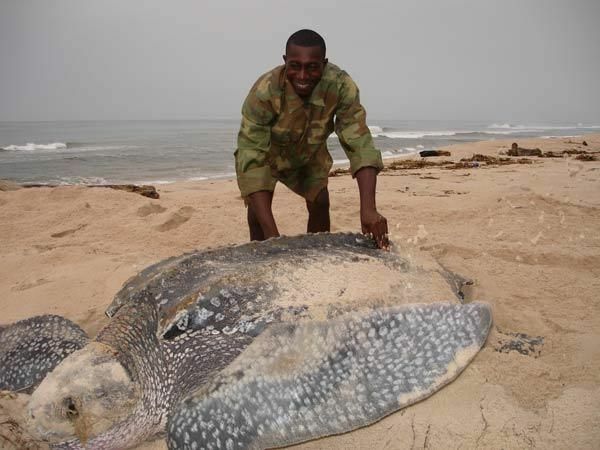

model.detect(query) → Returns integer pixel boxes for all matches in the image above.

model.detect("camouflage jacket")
[235,63,383,197]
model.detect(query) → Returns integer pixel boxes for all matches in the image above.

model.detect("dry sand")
[1,134,599,449]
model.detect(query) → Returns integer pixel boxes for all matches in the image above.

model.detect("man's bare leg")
[306,187,330,233]
[247,191,275,241]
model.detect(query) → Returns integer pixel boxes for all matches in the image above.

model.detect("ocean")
[1,120,598,185]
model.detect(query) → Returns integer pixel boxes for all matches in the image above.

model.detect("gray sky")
[1,0,599,123]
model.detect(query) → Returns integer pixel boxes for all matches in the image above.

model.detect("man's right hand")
[361,208,389,250]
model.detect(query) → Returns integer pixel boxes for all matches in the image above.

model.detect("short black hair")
[285,29,326,57]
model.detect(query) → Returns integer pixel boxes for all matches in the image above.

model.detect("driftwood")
[507,142,542,157]
[20,183,159,199]
[419,150,451,157]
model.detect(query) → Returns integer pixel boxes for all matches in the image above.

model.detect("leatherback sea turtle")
[0,233,492,449]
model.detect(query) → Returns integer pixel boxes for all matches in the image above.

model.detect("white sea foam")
[379,148,419,160]
[487,123,600,131]
[540,135,580,139]
[334,127,458,139]
[3,142,67,151]
[74,145,140,152]
[479,130,527,135]
[185,172,236,182]
[332,158,350,166]
[488,123,515,129]
[42,176,110,185]
[140,180,174,185]
[374,131,458,139]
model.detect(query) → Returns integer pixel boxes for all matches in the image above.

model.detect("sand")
[1,134,599,449]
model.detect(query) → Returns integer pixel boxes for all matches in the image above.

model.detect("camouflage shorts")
[245,157,332,204]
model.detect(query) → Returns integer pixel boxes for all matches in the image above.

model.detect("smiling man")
[235,29,389,249]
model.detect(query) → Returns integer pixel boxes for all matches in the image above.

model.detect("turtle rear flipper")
[167,302,492,450]
[0,316,88,393]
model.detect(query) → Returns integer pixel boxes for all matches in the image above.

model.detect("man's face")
[283,44,327,98]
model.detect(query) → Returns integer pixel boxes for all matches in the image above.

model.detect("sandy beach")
[1,134,599,449]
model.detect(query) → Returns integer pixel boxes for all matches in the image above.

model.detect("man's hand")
[355,167,389,250]
[361,208,389,250]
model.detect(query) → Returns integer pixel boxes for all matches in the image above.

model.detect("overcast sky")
[1,0,599,123]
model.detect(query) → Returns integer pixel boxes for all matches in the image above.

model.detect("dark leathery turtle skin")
[0,233,491,449]
[167,302,491,449]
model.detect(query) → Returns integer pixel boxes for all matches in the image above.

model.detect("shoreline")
[1,133,599,449]
[1,129,597,188]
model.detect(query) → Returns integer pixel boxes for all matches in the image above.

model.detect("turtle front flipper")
[0,315,89,393]
[167,302,492,450]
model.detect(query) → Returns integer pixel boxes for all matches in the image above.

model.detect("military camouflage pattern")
[235,63,383,200]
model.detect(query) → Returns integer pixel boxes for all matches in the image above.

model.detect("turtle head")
[27,341,140,444]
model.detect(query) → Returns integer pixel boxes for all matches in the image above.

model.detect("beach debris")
[330,154,535,177]
[0,233,491,450]
[97,184,159,199]
[328,167,351,177]
[582,140,588,146]
[454,155,533,169]
[21,184,160,199]
[541,148,599,159]
[419,150,451,157]
[507,143,542,157]
[494,329,544,358]
[575,153,597,161]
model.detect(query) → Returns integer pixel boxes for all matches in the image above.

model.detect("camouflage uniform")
[235,63,383,202]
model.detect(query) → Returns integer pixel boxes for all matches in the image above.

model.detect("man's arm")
[334,73,388,249]
[235,74,281,239]
[355,167,389,249]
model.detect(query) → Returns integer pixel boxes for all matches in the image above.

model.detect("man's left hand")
[361,209,389,250]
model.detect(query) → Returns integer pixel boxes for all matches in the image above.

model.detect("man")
[235,29,389,249]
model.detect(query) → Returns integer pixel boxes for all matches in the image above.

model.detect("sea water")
[0,120,597,185]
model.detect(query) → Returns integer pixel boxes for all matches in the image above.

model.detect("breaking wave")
[2,142,67,151]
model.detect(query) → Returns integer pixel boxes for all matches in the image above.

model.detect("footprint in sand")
[11,278,52,292]
[137,203,167,217]
[51,224,87,238]
[156,206,195,232]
